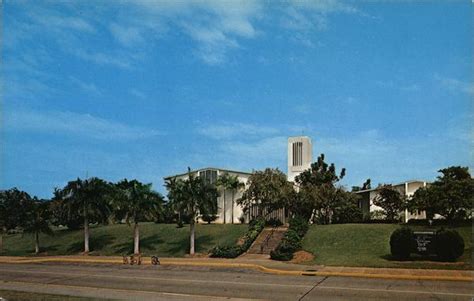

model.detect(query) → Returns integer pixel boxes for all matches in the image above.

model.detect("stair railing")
[260,226,277,253]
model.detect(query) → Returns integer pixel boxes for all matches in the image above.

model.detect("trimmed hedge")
[270,216,309,261]
[209,217,265,258]
[389,227,465,262]
[209,245,242,258]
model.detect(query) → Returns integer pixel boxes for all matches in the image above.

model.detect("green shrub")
[434,229,465,262]
[289,216,309,238]
[271,216,309,261]
[265,217,283,227]
[282,229,302,250]
[201,214,218,224]
[210,217,265,258]
[390,227,416,260]
[241,217,266,251]
[209,245,242,258]
[270,248,293,261]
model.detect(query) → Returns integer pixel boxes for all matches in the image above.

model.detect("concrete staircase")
[246,227,287,255]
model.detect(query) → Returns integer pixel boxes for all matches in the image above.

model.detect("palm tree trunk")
[84,210,90,254]
[223,189,226,224]
[0,232,3,253]
[231,191,235,224]
[35,231,40,254]
[133,222,140,255]
[190,219,195,255]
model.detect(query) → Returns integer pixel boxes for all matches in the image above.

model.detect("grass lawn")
[302,224,472,270]
[1,223,247,257]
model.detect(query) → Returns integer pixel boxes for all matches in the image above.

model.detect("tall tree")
[295,154,351,223]
[373,185,406,221]
[216,173,244,223]
[238,168,295,217]
[227,175,245,224]
[411,166,473,221]
[114,179,164,254]
[165,168,218,255]
[216,173,231,224]
[49,188,83,230]
[23,198,53,254]
[295,154,345,188]
[0,188,31,252]
[58,177,113,253]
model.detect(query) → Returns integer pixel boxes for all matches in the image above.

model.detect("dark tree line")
[0,178,164,255]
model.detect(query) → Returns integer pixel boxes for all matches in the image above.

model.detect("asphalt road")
[0,263,472,301]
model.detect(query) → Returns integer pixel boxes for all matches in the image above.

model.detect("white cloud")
[5,110,162,140]
[6,0,362,66]
[281,0,360,47]
[72,49,133,69]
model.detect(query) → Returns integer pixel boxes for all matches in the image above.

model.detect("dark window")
[292,142,303,166]
[199,169,217,184]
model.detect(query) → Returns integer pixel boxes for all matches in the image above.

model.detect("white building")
[164,167,252,224]
[287,136,312,182]
[354,180,428,222]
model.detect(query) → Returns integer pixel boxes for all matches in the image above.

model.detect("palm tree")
[59,177,112,253]
[227,175,245,224]
[0,188,32,252]
[114,179,163,255]
[165,168,218,255]
[217,173,245,224]
[23,198,53,254]
[216,173,231,224]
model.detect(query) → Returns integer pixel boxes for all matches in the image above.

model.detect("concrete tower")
[287,136,312,182]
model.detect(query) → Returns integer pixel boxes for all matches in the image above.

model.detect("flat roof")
[354,179,428,193]
[164,167,253,180]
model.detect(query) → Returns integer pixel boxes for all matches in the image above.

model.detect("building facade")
[355,180,428,222]
[164,167,252,224]
[287,136,312,182]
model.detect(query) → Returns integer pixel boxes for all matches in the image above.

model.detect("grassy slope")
[302,224,472,269]
[2,223,247,257]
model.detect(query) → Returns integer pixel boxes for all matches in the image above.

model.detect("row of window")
[292,142,303,166]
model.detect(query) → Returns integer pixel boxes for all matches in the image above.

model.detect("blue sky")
[2,1,472,198]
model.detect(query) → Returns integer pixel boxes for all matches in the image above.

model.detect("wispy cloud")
[129,88,147,99]
[109,23,145,47]
[69,76,103,97]
[5,110,162,140]
[7,1,363,66]
[72,49,134,69]
[197,122,279,140]
[375,80,421,92]
[435,75,473,95]
[281,0,361,47]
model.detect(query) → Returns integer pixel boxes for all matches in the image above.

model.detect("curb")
[0,257,472,282]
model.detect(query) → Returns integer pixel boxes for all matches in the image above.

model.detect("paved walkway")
[0,255,472,282]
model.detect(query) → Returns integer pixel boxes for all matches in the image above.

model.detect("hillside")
[1,223,247,257]
[302,224,472,270]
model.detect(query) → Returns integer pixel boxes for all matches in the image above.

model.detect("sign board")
[413,231,436,254]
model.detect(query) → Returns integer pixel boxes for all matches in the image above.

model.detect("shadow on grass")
[165,234,213,255]
[67,234,115,253]
[39,244,60,254]
[113,235,164,254]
